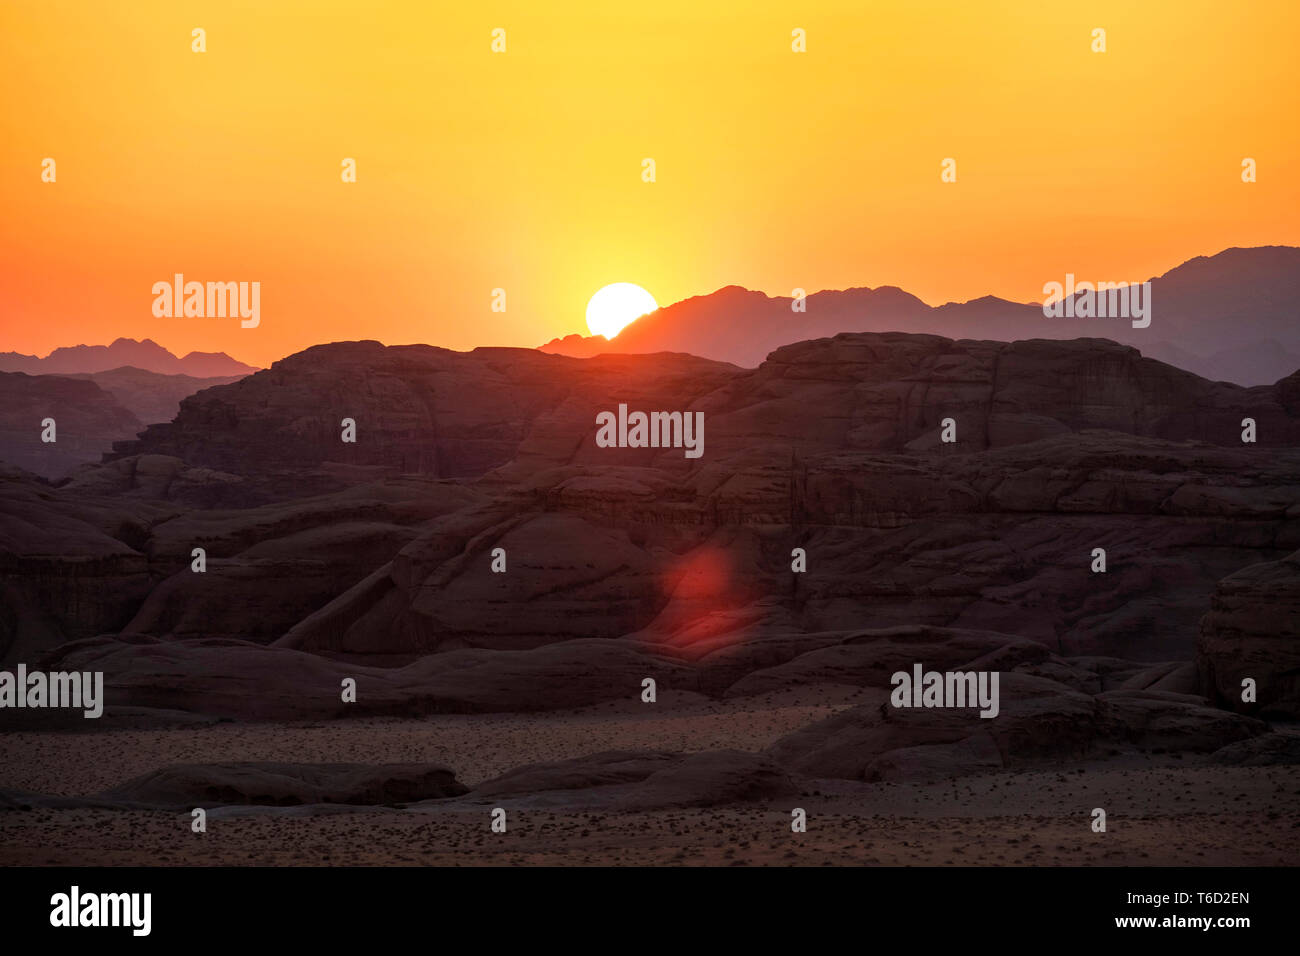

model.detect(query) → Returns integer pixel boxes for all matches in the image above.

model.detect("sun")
[586,283,658,339]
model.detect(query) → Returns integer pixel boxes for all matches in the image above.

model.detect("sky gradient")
[2,0,1297,368]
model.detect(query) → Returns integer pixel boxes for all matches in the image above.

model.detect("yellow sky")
[1,0,1297,367]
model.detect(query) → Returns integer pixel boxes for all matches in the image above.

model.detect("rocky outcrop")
[8,333,1299,665]
[269,428,1300,661]
[1197,549,1300,718]
[0,468,157,662]
[5,332,1298,743]
[464,749,798,810]
[1096,689,1269,751]
[23,635,693,722]
[0,366,247,480]
[98,762,467,808]
[699,625,1052,698]
[766,675,1096,781]
[0,465,479,657]
[109,335,1300,497]
[108,343,739,495]
[1210,733,1300,766]
[4,751,793,813]
[0,372,142,479]
[699,333,1299,457]
[766,675,1266,782]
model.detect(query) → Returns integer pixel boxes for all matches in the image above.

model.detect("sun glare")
[586,283,658,339]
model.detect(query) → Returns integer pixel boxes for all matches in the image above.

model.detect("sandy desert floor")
[2,688,1297,866]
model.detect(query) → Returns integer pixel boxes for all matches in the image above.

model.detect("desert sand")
[3,690,1296,866]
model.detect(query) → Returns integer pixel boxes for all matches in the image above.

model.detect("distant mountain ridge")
[0,337,258,377]
[540,246,1300,385]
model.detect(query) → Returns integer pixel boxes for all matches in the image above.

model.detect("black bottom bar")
[4,866,1280,943]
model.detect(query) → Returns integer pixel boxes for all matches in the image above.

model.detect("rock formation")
[2,330,1297,772]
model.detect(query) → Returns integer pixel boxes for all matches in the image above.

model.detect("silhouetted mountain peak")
[539,246,1300,384]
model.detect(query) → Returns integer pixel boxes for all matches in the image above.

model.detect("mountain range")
[0,337,258,378]
[540,246,1300,386]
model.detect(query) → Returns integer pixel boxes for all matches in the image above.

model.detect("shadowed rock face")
[98,762,467,808]
[1209,734,1300,766]
[2,331,1299,729]
[464,749,799,810]
[272,427,1299,662]
[0,368,248,481]
[0,466,475,661]
[25,635,694,721]
[698,333,1300,456]
[110,335,1300,496]
[765,676,1267,782]
[1197,548,1300,719]
[64,367,246,426]
[1,751,794,813]
[36,334,1289,662]
[108,343,739,495]
[0,373,142,479]
[0,461,158,661]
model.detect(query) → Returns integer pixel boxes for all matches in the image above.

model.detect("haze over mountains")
[541,246,1300,386]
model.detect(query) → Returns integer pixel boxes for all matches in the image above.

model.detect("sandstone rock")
[99,762,467,808]
[0,470,153,661]
[1197,549,1300,718]
[61,367,245,426]
[1118,661,1198,694]
[1209,733,1300,766]
[611,749,798,809]
[470,750,678,799]
[109,343,738,497]
[6,333,1300,726]
[765,675,1098,781]
[28,635,691,721]
[1096,689,1268,751]
[465,748,798,810]
[0,372,141,479]
[716,625,1050,698]
[120,521,421,643]
[864,731,1004,783]
[766,674,1267,781]
[3,474,481,649]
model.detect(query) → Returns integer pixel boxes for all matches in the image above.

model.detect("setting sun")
[585,283,658,340]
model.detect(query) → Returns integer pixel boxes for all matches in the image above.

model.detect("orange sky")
[2,0,1297,368]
